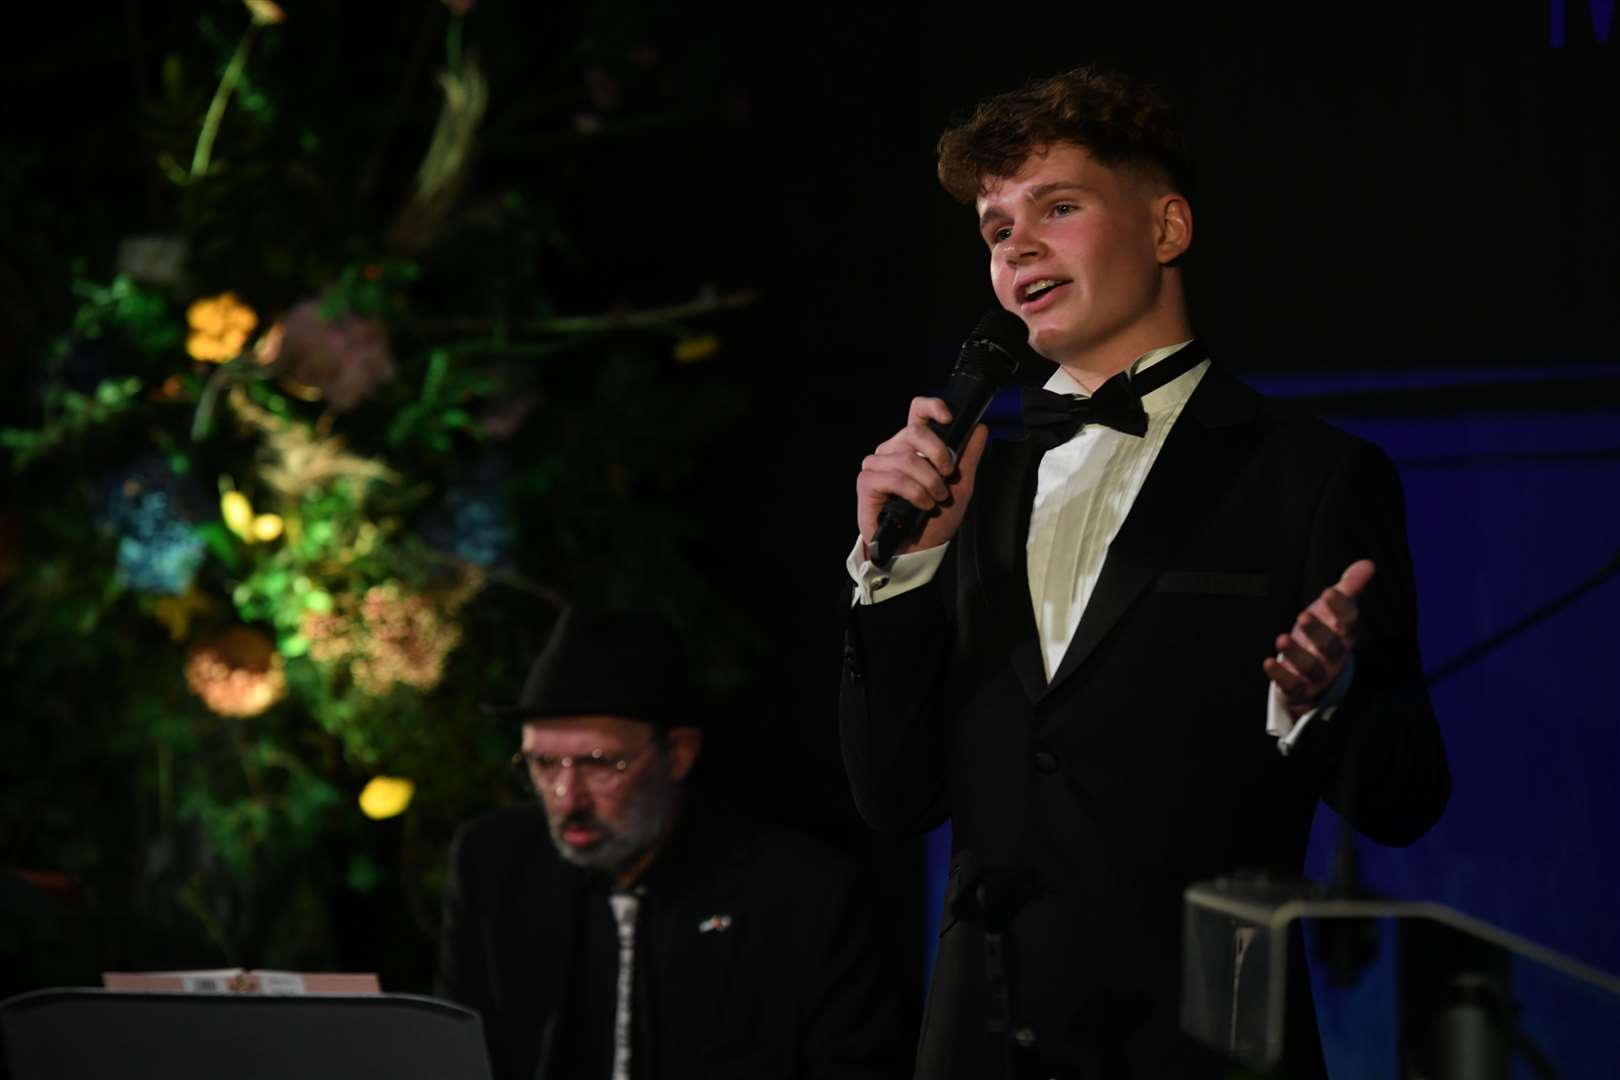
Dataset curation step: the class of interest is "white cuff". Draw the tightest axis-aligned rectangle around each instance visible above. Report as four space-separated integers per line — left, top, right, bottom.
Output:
1268 688 1329 755
1266 653 1355 756
846 536 950 605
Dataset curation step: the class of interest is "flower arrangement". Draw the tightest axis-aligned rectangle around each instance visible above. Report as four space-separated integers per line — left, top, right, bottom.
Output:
1 0 755 982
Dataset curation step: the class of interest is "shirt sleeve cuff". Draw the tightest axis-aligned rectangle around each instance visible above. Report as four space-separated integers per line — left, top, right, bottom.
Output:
1265 653 1355 756
846 536 950 605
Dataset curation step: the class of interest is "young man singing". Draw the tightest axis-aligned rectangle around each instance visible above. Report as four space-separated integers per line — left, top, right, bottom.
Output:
840 67 1450 1079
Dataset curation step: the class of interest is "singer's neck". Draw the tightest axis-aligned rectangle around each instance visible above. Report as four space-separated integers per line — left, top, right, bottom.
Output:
1055 318 1195 394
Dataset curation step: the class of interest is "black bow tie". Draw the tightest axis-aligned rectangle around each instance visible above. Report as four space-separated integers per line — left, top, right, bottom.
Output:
1019 341 1205 452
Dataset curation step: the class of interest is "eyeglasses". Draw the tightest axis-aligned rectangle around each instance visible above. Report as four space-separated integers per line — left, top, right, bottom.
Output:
510 740 658 794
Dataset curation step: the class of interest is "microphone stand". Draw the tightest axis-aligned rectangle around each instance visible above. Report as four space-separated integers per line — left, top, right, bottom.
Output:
954 867 1044 1080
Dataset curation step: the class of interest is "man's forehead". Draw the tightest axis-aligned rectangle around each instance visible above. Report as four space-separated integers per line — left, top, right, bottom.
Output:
974 143 1105 216
520 713 654 747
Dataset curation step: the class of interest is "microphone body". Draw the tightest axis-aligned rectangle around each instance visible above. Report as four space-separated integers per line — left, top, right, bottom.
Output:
868 309 1026 567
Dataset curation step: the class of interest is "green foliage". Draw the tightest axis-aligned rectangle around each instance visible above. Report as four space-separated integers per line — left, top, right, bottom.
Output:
71 276 184 353
0 376 145 469
2 0 754 992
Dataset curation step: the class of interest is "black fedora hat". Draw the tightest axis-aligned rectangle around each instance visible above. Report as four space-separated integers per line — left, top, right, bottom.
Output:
482 608 696 726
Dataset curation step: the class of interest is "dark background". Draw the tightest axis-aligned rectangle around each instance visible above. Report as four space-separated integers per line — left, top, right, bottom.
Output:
3 0 1618 1068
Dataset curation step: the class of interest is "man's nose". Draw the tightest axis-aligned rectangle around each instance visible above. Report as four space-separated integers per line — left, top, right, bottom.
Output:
1004 223 1044 264
550 768 591 811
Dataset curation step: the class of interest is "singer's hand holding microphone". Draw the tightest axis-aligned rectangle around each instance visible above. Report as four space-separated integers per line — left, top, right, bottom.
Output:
856 310 1029 567
856 399 990 562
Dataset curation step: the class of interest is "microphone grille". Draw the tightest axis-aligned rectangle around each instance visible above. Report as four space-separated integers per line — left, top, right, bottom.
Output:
969 308 1029 353
957 308 1028 381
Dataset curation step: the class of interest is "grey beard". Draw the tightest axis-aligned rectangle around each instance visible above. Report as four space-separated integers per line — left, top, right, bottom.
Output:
546 770 682 874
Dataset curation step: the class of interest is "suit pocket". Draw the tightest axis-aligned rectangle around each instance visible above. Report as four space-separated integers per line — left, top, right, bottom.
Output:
1154 570 1272 597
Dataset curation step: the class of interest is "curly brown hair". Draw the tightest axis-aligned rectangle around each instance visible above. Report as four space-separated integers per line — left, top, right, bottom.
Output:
936 66 1191 204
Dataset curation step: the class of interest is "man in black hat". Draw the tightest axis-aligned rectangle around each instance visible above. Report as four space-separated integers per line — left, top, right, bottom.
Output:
438 609 905 1080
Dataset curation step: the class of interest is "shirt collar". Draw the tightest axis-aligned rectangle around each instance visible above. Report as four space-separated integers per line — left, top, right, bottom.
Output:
1042 339 1202 416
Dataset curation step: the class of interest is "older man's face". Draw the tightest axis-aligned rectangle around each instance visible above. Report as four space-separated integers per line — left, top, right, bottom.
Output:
518 714 696 873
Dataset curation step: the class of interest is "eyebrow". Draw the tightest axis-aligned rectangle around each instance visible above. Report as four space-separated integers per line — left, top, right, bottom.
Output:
977 181 1095 230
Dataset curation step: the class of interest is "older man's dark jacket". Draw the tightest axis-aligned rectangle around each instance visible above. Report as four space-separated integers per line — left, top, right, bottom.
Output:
437 798 906 1080
839 359 1452 1078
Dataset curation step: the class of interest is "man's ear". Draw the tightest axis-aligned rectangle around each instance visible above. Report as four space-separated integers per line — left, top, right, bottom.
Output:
1153 193 1192 264
663 726 703 781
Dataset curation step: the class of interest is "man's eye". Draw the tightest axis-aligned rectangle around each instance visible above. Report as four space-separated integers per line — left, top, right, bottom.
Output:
989 227 1012 244
1052 203 1077 217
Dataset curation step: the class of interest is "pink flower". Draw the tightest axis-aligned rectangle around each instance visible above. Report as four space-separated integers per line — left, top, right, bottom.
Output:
277 300 398 412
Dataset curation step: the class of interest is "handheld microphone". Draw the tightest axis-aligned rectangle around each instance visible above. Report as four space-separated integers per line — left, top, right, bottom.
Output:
868 308 1028 567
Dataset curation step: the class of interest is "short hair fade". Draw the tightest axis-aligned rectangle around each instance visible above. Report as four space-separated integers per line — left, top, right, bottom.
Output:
936 66 1192 204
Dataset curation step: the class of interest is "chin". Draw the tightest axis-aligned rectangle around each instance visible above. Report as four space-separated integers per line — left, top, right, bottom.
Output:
556 837 625 871
1025 325 1076 363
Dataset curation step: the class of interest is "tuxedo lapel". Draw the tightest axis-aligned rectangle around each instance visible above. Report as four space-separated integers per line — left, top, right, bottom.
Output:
1042 364 1265 699
966 437 1046 703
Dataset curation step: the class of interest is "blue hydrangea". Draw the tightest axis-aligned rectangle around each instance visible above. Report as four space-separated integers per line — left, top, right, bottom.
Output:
96 459 206 595
112 491 206 594
430 491 515 569
421 460 515 569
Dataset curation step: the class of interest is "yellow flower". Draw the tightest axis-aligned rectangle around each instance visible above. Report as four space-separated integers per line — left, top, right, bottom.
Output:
151 587 214 641
221 490 283 544
251 513 284 542
673 334 720 364
358 776 415 820
186 292 259 363
221 490 254 538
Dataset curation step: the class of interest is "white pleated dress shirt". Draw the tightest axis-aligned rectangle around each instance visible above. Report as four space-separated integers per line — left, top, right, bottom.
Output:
848 342 1333 753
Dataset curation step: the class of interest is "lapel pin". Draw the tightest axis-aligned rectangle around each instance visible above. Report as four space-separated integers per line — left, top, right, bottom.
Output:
697 914 733 934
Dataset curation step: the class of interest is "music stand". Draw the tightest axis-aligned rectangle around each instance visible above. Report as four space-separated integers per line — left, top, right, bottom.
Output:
1 988 493 1080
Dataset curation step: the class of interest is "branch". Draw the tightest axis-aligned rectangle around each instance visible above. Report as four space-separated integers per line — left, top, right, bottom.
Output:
485 570 569 613
412 288 760 338
191 27 259 182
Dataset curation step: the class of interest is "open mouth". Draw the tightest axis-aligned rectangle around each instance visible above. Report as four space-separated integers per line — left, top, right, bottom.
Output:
1019 278 1071 305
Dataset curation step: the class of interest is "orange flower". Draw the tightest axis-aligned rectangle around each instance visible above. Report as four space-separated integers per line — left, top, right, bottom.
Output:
186 292 259 363
184 626 288 717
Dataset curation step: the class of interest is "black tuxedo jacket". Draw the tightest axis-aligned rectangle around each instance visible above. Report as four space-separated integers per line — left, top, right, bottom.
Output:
840 360 1451 1078
437 800 906 1080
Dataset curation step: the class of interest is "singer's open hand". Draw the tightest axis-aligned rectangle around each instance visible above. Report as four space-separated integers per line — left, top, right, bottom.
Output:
856 397 990 559
1263 559 1375 718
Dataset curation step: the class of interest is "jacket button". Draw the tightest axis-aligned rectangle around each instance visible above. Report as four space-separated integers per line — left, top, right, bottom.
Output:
1033 750 1059 773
